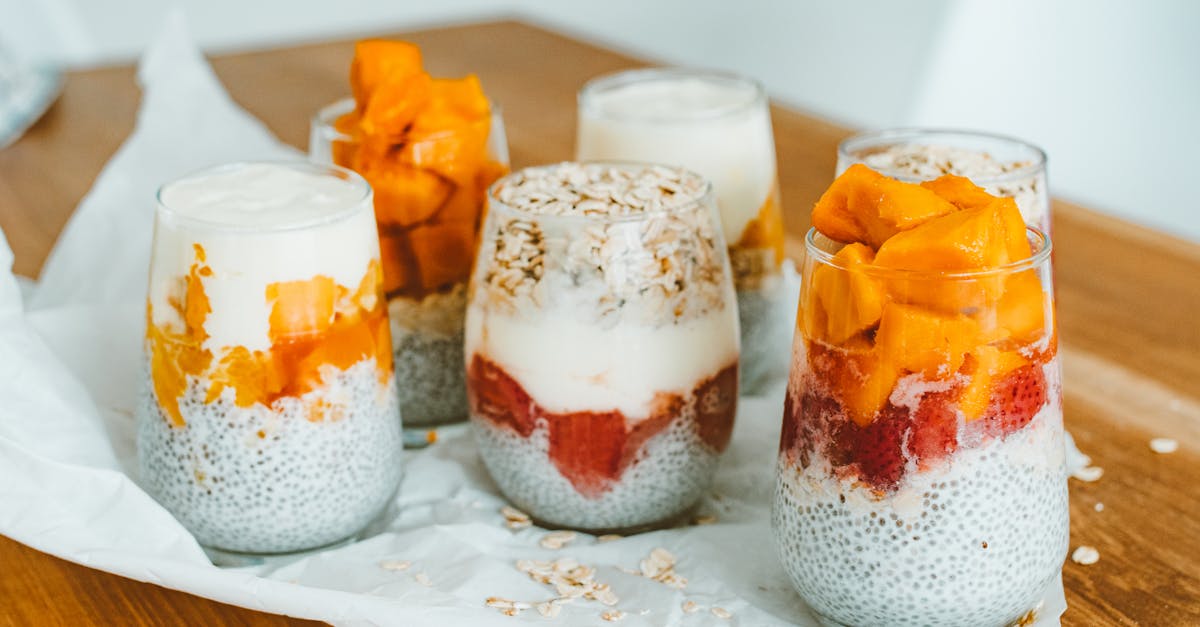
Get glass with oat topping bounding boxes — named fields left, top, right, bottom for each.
left=137, top=162, right=403, bottom=559
left=838, top=129, right=1050, bottom=232
left=576, top=68, right=786, bottom=394
left=465, top=162, right=740, bottom=532
left=310, top=40, right=509, bottom=436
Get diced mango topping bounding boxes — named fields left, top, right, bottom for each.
left=146, top=246, right=392, bottom=427
left=335, top=40, right=508, bottom=300
left=803, top=164, right=1054, bottom=425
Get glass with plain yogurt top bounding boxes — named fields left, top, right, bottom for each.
left=137, top=162, right=403, bottom=558
left=466, top=162, right=740, bottom=532
left=577, top=69, right=786, bottom=393
left=773, top=165, right=1068, bottom=625
left=838, top=128, right=1050, bottom=231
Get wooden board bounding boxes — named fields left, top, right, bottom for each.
left=0, top=19, right=1196, bottom=626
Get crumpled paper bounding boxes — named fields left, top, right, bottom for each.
left=0, top=13, right=1068, bottom=626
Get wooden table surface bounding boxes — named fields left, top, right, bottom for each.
left=1, top=19, right=1197, bottom=627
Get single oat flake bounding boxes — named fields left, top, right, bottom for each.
left=540, top=530, right=578, bottom=550
left=378, top=559, right=411, bottom=571
left=1149, top=438, right=1179, bottom=454
left=1071, top=546, right=1100, bottom=565
left=601, top=609, right=626, bottom=622
left=711, top=606, right=733, bottom=619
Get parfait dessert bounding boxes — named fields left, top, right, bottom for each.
left=137, top=162, right=403, bottom=556
left=773, top=165, right=1068, bottom=625
left=838, top=129, right=1050, bottom=231
left=311, top=40, right=509, bottom=430
left=577, top=69, right=786, bottom=393
left=466, top=162, right=740, bottom=531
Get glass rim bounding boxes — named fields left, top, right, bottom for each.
left=486, top=160, right=716, bottom=224
left=578, top=67, right=767, bottom=124
left=312, top=96, right=501, bottom=144
left=804, top=225, right=1053, bottom=280
left=838, top=128, right=1047, bottom=185
left=155, top=160, right=372, bottom=234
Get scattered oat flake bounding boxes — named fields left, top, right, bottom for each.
left=711, top=606, right=732, bottom=619
left=379, top=559, right=411, bottom=571
left=414, top=572, right=433, bottom=586
left=540, top=530, right=578, bottom=550
left=502, top=505, right=532, bottom=529
left=693, top=514, right=717, bottom=525
left=1150, top=438, right=1179, bottom=454
left=1094, top=502, right=1105, bottom=512
left=682, top=600, right=700, bottom=614
left=1071, top=546, right=1100, bottom=565
left=601, top=609, right=626, bottom=622
left=536, top=601, right=562, bottom=618
left=1071, top=466, right=1103, bottom=482
left=1015, top=601, right=1043, bottom=626
left=597, top=534, right=622, bottom=543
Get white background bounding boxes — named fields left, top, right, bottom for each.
left=3, top=0, right=1198, bottom=240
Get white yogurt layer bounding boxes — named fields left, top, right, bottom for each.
left=149, top=162, right=378, bottom=353
left=577, top=76, right=778, bottom=243
left=465, top=301, right=739, bottom=420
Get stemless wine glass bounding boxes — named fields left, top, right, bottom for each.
left=465, top=162, right=740, bottom=532
left=772, top=226, right=1068, bottom=625
left=311, top=97, right=509, bottom=436
left=577, top=68, right=786, bottom=394
left=837, top=129, right=1050, bottom=231
left=137, top=161, right=403, bottom=560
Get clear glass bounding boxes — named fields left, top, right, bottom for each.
left=465, top=162, right=740, bottom=532
left=310, top=97, right=510, bottom=434
left=137, top=161, right=403, bottom=557
left=772, top=227, right=1068, bottom=625
left=838, top=129, right=1051, bottom=232
left=576, top=68, right=786, bottom=394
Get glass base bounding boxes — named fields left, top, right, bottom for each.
left=202, top=533, right=361, bottom=567
left=528, top=502, right=699, bottom=537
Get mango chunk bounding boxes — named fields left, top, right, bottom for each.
left=920, top=174, right=995, bottom=210
left=809, top=243, right=885, bottom=344
left=837, top=346, right=901, bottom=427
left=812, top=164, right=958, bottom=248
left=361, top=71, right=432, bottom=137
left=986, top=270, right=1049, bottom=345
left=407, top=221, right=477, bottom=293
left=363, top=164, right=453, bottom=227
left=875, top=302, right=980, bottom=380
left=349, top=40, right=423, bottom=106
left=958, top=345, right=1029, bottom=421
left=266, top=276, right=337, bottom=341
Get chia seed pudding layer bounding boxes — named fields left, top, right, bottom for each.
left=388, top=284, right=469, bottom=427
left=137, top=358, right=403, bottom=554
left=772, top=388, right=1068, bottom=627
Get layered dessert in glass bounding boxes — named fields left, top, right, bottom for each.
left=577, top=69, right=786, bottom=393
left=773, top=165, right=1068, bottom=625
left=466, top=162, right=740, bottom=531
left=838, top=129, right=1050, bottom=231
left=137, top=162, right=403, bottom=556
left=311, top=40, right=509, bottom=432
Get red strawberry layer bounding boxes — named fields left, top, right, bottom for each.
left=467, top=355, right=738, bottom=498
left=782, top=344, right=1054, bottom=492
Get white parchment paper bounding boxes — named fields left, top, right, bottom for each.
left=0, top=13, right=1068, bottom=626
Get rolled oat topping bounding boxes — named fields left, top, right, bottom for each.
left=480, top=163, right=728, bottom=323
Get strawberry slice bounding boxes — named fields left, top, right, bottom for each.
left=905, top=390, right=960, bottom=466
left=830, top=406, right=906, bottom=491
left=548, top=411, right=626, bottom=498
left=466, top=355, right=536, bottom=437
left=979, top=364, right=1047, bottom=437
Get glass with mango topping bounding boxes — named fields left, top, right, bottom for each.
left=311, top=40, right=509, bottom=434
left=772, top=165, right=1068, bottom=625
left=137, top=162, right=403, bottom=558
